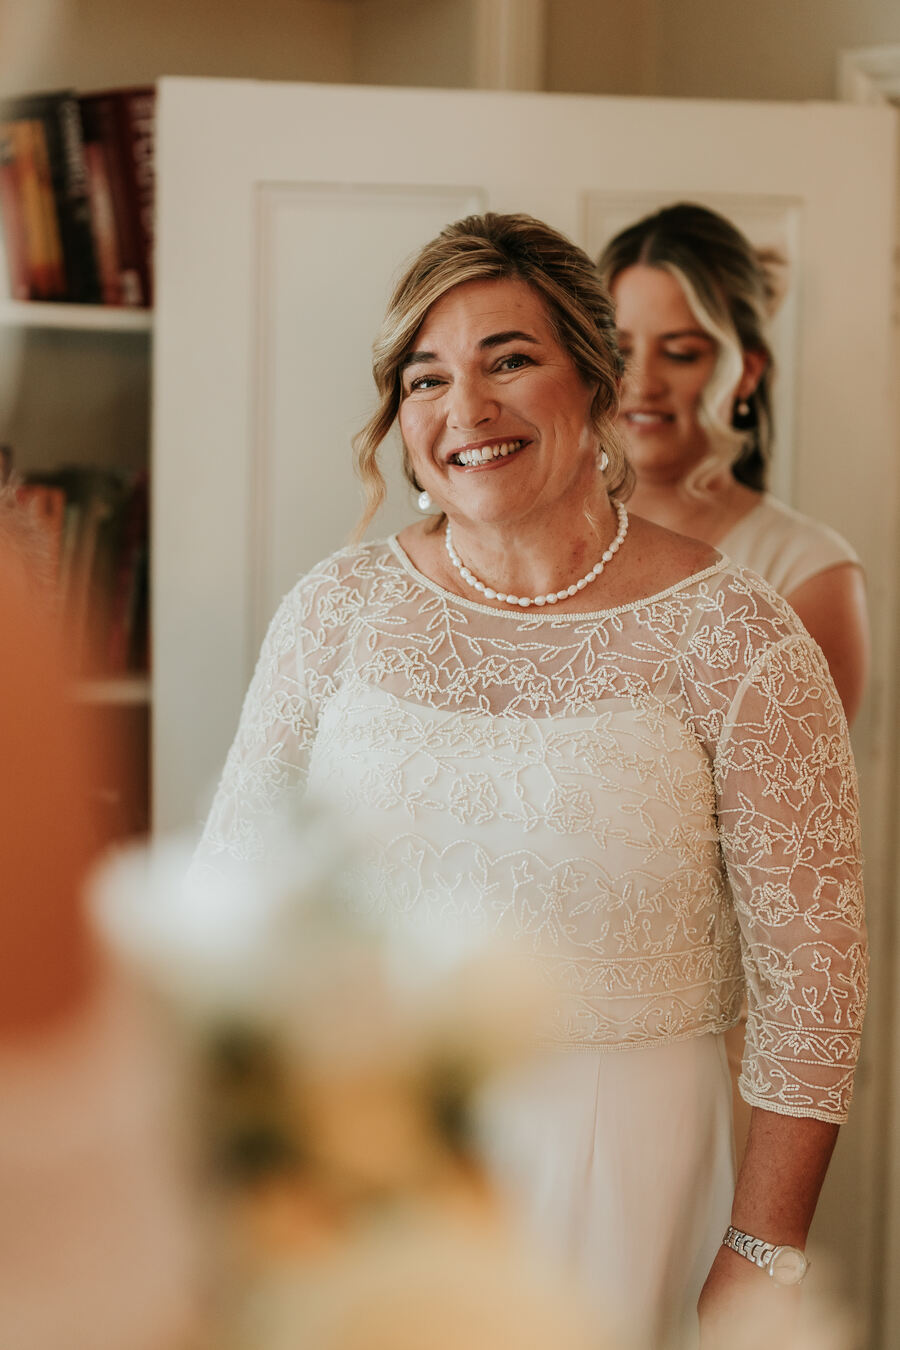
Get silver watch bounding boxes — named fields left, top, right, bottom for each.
left=722, top=1225, right=809, bottom=1287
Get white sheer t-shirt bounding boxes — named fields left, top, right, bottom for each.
left=198, top=538, right=867, bottom=1125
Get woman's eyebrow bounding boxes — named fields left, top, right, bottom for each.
left=479, top=329, right=540, bottom=349
left=401, top=329, right=541, bottom=370
left=401, top=350, right=436, bottom=369
left=616, top=327, right=712, bottom=342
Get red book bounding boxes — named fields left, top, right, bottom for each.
left=118, top=87, right=155, bottom=306
left=78, top=87, right=155, bottom=308
left=79, top=91, right=144, bottom=306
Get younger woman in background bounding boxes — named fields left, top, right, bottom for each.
left=599, top=202, right=868, bottom=725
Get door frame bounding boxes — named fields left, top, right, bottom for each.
left=840, top=43, right=900, bottom=1350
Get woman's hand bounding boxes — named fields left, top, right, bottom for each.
left=698, top=1243, right=799, bottom=1348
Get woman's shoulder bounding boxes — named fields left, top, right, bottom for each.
left=278, top=537, right=400, bottom=610
left=607, top=514, right=719, bottom=609
left=718, top=494, right=860, bottom=596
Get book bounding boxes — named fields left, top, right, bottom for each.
left=117, top=87, right=155, bottom=307
left=106, top=470, right=148, bottom=672
left=15, top=482, right=66, bottom=580
left=78, top=87, right=155, bottom=308
left=0, top=92, right=101, bottom=303
left=23, top=465, right=127, bottom=670
left=82, top=135, right=122, bottom=306
left=79, top=92, right=142, bottom=306
left=0, top=128, right=29, bottom=299
left=2, top=116, right=66, bottom=299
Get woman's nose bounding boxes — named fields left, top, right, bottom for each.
left=447, top=373, right=498, bottom=429
left=625, top=350, right=666, bottom=400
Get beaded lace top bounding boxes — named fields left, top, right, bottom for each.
left=198, top=538, right=867, bottom=1124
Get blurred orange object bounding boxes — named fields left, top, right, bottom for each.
left=0, top=544, right=99, bottom=1035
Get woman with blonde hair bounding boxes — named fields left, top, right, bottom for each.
left=598, top=202, right=868, bottom=723
left=199, top=212, right=866, bottom=1349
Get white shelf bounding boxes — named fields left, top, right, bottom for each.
left=0, top=300, right=153, bottom=333
left=74, top=675, right=151, bottom=706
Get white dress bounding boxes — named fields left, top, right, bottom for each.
left=717, top=493, right=860, bottom=596
left=198, top=538, right=866, bottom=1350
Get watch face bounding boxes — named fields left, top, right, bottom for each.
left=769, top=1246, right=808, bottom=1286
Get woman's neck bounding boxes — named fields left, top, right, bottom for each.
left=628, top=473, right=761, bottom=546
left=445, top=495, right=620, bottom=602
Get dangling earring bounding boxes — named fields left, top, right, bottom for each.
left=417, top=489, right=432, bottom=512
left=736, top=400, right=751, bottom=418
left=598, top=449, right=609, bottom=473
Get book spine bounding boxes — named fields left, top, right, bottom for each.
left=116, top=88, right=155, bottom=307
left=0, top=126, right=30, bottom=299
left=107, top=471, right=148, bottom=673
left=15, top=483, right=66, bottom=581
left=52, top=93, right=102, bottom=303
left=78, top=93, right=144, bottom=307
left=82, top=140, right=122, bottom=305
left=7, top=118, right=66, bottom=299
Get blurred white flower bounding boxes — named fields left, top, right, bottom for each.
left=235, top=1211, right=604, bottom=1350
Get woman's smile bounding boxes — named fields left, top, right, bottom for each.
left=449, top=436, right=530, bottom=468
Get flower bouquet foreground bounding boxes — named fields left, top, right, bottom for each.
left=91, top=807, right=603, bottom=1350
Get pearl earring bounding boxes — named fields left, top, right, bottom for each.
left=598, top=450, right=609, bottom=473
left=736, top=400, right=751, bottom=417
left=417, top=490, right=432, bottom=512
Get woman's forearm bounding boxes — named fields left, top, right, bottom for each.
left=697, top=1107, right=840, bottom=1343
left=731, top=1107, right=839, bottom=1244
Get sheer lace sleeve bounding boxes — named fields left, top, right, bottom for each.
left=715, top=632, right=867, bottom=1123
left=195, top=591, right=315, bottom=868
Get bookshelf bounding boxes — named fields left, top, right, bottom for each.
left=0, top=301, right=153, bottom=333
left=0, top=292, right=152, bottom=838
left=75, top=674, right=151, bottom=706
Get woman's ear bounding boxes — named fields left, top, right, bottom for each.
left=738, top=348, right=768, bottom=399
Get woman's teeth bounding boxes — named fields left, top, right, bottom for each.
left=626, top=412, right=671, bottom=424
left=453, top=439, right=525, bottom=466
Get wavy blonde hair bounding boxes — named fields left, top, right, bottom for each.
left=353, top=212, right=633, bottom=538
left=598, top=202, right=780, bottom=495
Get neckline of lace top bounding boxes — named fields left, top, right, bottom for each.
left=387, top=534, right=729, bottom=622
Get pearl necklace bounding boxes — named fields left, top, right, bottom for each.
left=444, top=500, right=629, bottom=608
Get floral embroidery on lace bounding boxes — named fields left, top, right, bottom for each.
left=198, top=538, right=867, bottom=1124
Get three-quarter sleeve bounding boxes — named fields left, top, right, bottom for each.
left=195, top=591, right=317, bottom=869
left=714, top=632, right=867, bottom=1123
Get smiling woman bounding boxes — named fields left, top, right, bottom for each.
left=599, top=202, right=869, bottom=725
left=195, top=212, right=868, bottom=1350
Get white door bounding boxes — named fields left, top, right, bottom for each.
left=152, top=78, right=897, bottom=1341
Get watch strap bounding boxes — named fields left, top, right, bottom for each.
left=722, top=1224, right=778, bottom=1270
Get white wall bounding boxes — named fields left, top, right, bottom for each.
left=6, top=0, right=900, bottom=105
left=348, top=0, right=900, bottom=101
left=652, top=0, right=900, bottom=101
left=544, top=0, right=657, bottom=96
left=0, top=0, right=355, bottom=94
left=352, top=0, right=475, bottom=88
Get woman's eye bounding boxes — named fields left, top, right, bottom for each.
left=406, top=374, right=443, bottom=393
left=494, top=353, right=534, bottom=374
left=664, top=348, right=705, bottom=364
